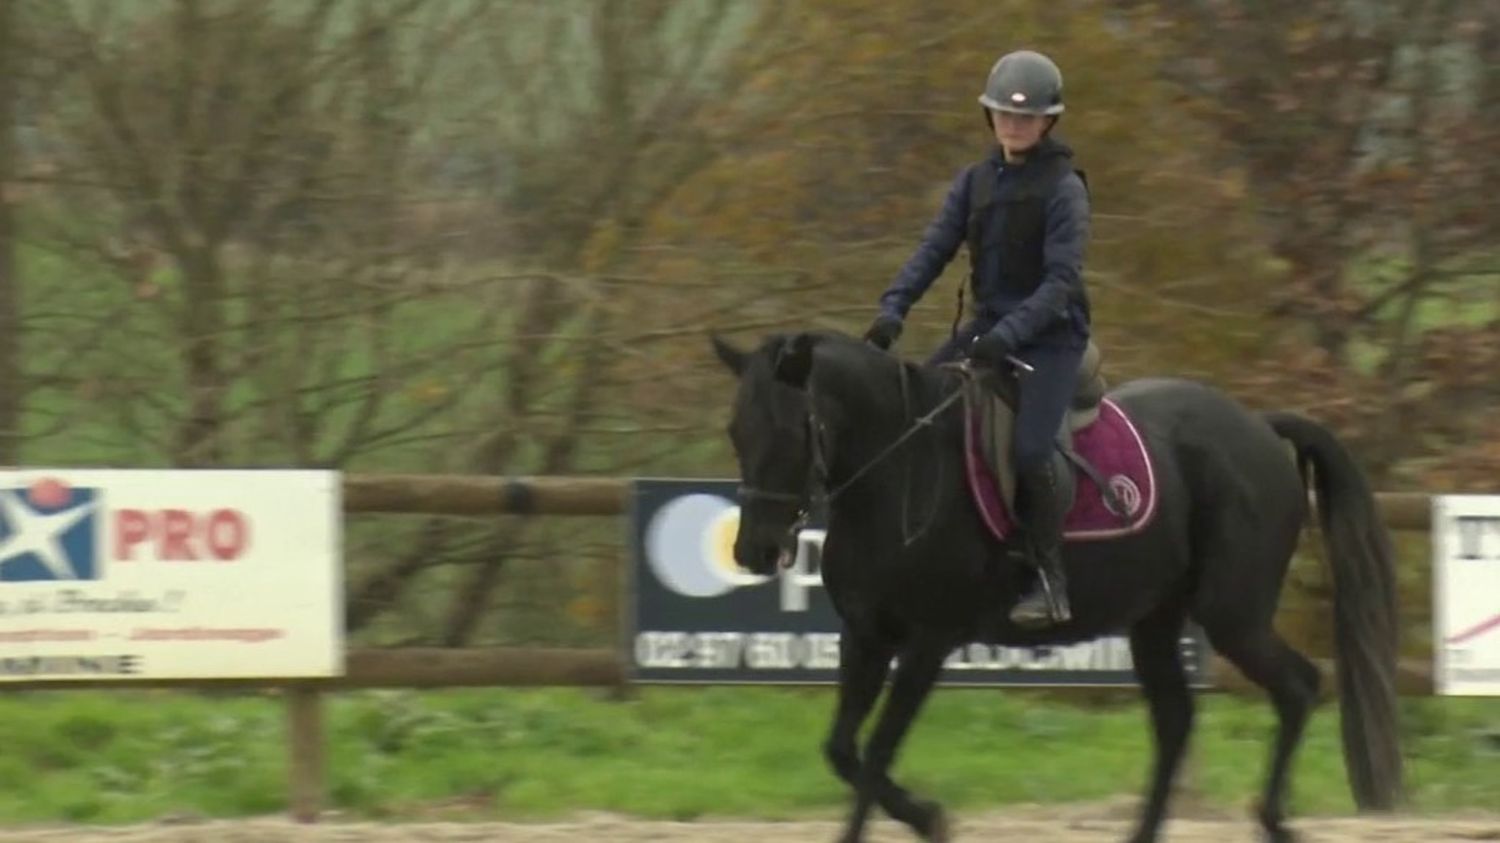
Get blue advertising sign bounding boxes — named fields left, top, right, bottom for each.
left=629, top=478, right=1209, bottom=687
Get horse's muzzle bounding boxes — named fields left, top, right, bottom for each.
left=736, top=518, right=804, bottom=576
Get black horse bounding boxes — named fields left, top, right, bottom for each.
left=710, top=330, right=1401, bottom=843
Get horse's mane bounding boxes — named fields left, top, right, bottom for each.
left=803, top=331, right=960, bottom=400
left=737, top=329, right=961, bottom=429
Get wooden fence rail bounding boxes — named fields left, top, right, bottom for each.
left=13, top=475, right=1448, bottom=822
left=343, top=474, right=1435, bottom=530
left=343, top=474, right=630, bottom=516
left=9, top=648, right=626, bottom=693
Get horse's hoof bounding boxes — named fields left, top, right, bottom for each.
left=1262, top=827, right=1300, bottom=843
left=917, top=804, right=950, bottom=843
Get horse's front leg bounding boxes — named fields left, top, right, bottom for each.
left=838, top=639, right=950, bottom=843
left=824, top=628, right=893, bottom=786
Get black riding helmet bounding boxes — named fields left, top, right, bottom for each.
left=979, top=50, right=1065, bottom=127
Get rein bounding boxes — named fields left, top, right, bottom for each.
left=737, top=360, right=967, bottom=546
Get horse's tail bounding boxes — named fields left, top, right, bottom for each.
left=1264, top=411, right=1403, bottom=810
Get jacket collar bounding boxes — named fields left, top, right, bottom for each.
left=986, top=135, right=1073, bottom=168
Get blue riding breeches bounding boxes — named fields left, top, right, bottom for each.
left=928, top=319, right=1084, bottom=472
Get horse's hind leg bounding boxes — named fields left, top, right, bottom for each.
left=1124, top=602, right=1194, bottom=843
left=838, top=640, right=949, bottom=843
left=1205, top=625, right=1321, bottom=843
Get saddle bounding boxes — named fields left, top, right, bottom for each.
left=946, top=341, right=1159, bottom=543
left=949, top=341, right=1109, bottom=516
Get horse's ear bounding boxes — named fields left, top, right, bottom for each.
left=709, top=333, right=748, bottom=376
left=773, top=333, right=819, bottom=389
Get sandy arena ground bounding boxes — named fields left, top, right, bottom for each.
left=0, top=803, right=1495, bottom=843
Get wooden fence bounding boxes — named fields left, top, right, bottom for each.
left=339, top=474, right=1435, bottom=530
left=7, top=475, right=1443, bottom=822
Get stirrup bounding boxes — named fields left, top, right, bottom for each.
left=1036, top=569, right=1072, bottom=624
left=1009, top=569, right=1071, bottom=628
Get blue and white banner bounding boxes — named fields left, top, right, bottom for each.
left=0, top=469, right=342, bottom=681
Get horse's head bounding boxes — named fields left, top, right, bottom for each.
left=710, top=331, right=824, bottom=576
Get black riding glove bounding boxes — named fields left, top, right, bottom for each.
left=863, top=316, right=903, bottom=351
left=969, top=330, right=1017, bottom=368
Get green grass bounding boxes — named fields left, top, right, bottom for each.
left=0, top=688, right=1493, bottom=824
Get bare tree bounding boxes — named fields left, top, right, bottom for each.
left=21, top=0, right=506, bottom=469
left=1129, top=0, right=1498, bottom=474
left=348, top=0, right=804, bottom=643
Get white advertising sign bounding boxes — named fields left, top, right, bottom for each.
left=1433, top=495, right=1500, bottom=696
left=0, top=469, right=342, bottom=681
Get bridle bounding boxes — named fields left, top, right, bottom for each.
left=736, top=363, right=967, bottom=547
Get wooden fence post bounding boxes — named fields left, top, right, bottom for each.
left=611, top=547, right=638, bottom=701
left=286, top=686, right=326, bottom=823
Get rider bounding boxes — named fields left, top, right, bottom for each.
left=862, top=50, right=1091, bottom=629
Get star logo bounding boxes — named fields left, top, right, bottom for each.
left=0, top=479, right=100, bottom=581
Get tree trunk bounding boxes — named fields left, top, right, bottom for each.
left=176, top=244, right=227, bottom=466
left=0, top=0, right=19, bottom=464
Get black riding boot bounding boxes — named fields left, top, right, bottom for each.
left=1008, top=458, right=1072, bottom=629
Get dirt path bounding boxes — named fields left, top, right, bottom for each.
left=1, top=804, right=1496, bottom=843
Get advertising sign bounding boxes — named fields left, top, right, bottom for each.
left=630, top=478, right=1207, bottom=687
left=0, top=469, right=342, bottom=681
left=1433, top=495, right=1500, bottom=696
